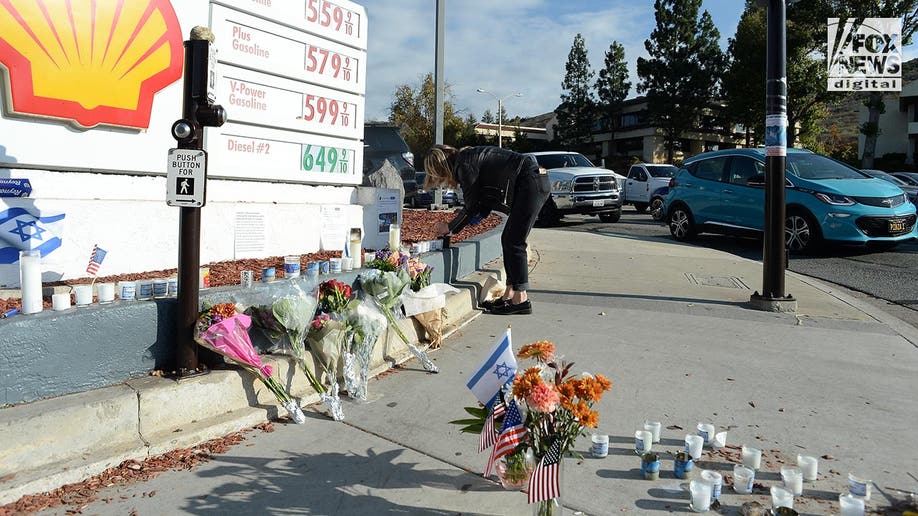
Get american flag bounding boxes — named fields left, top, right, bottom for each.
left=485, top=399, right=527, bottom=476
left=85, top=245, right=107, bottom=276
left=479, top=401, right=506, bottom=452
left=528, top=439, right=563, bottom=504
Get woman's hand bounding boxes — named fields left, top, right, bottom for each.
left=434, top=221, right=450, bottom=237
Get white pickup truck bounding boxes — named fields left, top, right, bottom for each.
left=526, top=151, right=623, bottom=226
left=622, top=163, right=679, bottom=217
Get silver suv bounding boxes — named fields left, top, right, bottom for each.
left=526, top=151, right=622, bottom=225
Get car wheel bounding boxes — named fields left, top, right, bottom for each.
left=599, top=210, right=621, bottom=223
left=537, top=198, right=561, bottom=227
left=649, top=197, right=665, bottom=221
left=785, top=208, right=821, bottom=253
left=668, top=204, right=696, bottom=241
left=633, top=202, right=648, bottom=213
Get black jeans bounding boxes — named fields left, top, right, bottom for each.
left=502, top=167, right=550, bottom=291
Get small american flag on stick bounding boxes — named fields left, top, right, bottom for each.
left=527, top=439, right=563, bottom=504
left=85, top=245, right=107, bottom=276
left=479, top=401, right=506, bottom=452
left=485, top=399, right=527, bottom=476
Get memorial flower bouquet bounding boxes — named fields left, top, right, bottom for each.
left=402, top=257, right=452, bottom=350
left=365, top=247, right=410, bottom=272
left=342, top=297, right=386, bottom=400
left=306, top=279, right=360, bottom=416
left=361, top=267, right=438, bottom=373
left=193, top=302, right=305, bottom=424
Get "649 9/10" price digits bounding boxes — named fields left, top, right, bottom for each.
left=302, top=144, right=350, bottom=174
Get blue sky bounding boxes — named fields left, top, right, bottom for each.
left=358, top=0, right=746, bottom=122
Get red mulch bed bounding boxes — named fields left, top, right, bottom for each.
left=0, top=210, right=501, bottom=313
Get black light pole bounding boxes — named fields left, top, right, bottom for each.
left=171, top=27, right=226, bottom=376
left=752, top=0, right=796, bottom=310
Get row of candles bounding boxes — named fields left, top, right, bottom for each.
left=611, top=420, right=870, bottom=515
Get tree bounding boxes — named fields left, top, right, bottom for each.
left=594, top=41, right=630, bottom=148
left=554, top=33, right=596, bottom=149
left=387, top=73, right=468, bottom=158
left=826, top=1, right=918, bottom=167
left=637, top=0, right=725, bottom=162
left=722, top=2, right=766, bottom=147
left=481, top=109, right=495, bottom=124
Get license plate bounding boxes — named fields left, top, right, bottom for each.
left=592, top=200, right=605, bottom=207
left=889, top=220, right=906, bottom=232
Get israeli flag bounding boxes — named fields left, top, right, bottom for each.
left=0, top=207, right=66, bottom=264
left=466, top=328, right=517, bottom=409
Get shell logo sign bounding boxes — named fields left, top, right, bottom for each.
left=0, top=0, right=184, bottom=129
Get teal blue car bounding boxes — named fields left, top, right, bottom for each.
left=663, top=148, right=918, bottom=252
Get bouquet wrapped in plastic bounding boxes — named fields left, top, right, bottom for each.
left=361, top=267, right=438, bottom=373
left=194, top=302, right=305, bottom=424
left=402, top=257, right=458, bottom=350
left=343, top=291, right=386, bottom=400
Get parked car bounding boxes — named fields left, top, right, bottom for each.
left=891, top=171, right=918, bottom=186
left=525, top=151, right=622, bottom=225
left=860, top=169, right=918, bottom=205
left=363, top=123, right=417, bottom=205
left=623, top=163, right=679, bottom=213
left=663, top=148, right=918, bottom=252
left=411, top=172, right=460, bottom=208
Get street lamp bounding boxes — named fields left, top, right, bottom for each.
left=476, top=88, right=523, bottom=148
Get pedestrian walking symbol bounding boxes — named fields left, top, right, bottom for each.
left=178, top=178, right=194, bottom=195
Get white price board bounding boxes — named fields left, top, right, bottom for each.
left=211, top=4, right=366, bottom=95
left=212, top=0, right=368, bottom=50
left=208, top=122, right=362, bottom=185
left=218, top=66, right=363, bottom=139
left=167, top=149, right=207, bottom=207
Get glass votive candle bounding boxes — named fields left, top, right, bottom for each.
left=319, top=261, right=330, bottom=274
left=341, top=257, right=354, bottom=271
left=797, top=455, right=818, bottom=481
left=97, top=282, right=115, bottom=304
left=685, top=434, right=704, bottom=460
left=839, top=493, right=866, bottom=516
left=689, top=479, right=712, bottom=512
left=590, top=434, right=609, bottom=458
left=742, top=445, right=762, bottom=470
left=284, top=255, right=301, bottom=278
left=781, top=466, right=804, bottom=496
left=847, top=472, right=871, bottom=501
left=152, top=279, right=168, bottom=298
left=700, top=470, right=722, bottom=501
left=305, top=262, right=319, bottom=278
left=73, top=284, right=93, bottom=306
left=770, top=486, right=794, bottom=509
left=733, top=465, right=755, bottom=494
left=136, top=279, right=154, bottom=300
left=364, top=252, right=375, bottom=267
left=262, top=267, right=276, bottom=283
left=51, top=292, right=71, bottom=311
left=118, top=281, right=136, bottom=301
left=168, top=277, right=178, bottom=297
left=635, top=430, right=653, bottom=454
left=329, top=257, right=342, bottom=273
left=712, top=431, right=727, bottom=449
left=199, top=267, right=211, bottom=289
left=697, top=423, right=715, bottom=445
left=643, top=420, right=662, bottom=443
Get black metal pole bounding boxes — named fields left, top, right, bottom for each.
left=175, top=40, right=205, bottom=376
left=761, top=0, right=788, bottom=300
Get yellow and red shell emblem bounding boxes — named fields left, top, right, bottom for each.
left=0, top=0, right=183, bottom=129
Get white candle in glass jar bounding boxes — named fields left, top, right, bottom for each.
left=51, top=292, right=71, bottom=311
left=74, top=285, right=93, bottom=306
left=19, top=250, right=43, bottom=314
left=797, top=455, right=818, bottom=481
left=97, top=282, right=115, bottom=304
left=388, top=223, right=401, bottom=250
left=742, top=445, right=762, bottom=470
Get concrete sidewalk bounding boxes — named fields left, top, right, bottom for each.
left=11, top=227, right=918, bottom=515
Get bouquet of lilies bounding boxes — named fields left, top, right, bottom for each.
left=194, top=302, right=305, bottom=424
left=361, top=265, right=438, bottom=373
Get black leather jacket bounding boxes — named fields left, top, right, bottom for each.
left=447, top=147, right=539, bottom=233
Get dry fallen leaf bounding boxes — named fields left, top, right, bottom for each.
left=748, top=401, right=756, bottom=408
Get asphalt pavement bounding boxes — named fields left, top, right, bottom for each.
left=30, top=226, right=918, bottom=516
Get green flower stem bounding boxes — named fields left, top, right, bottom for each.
left=289, top=334, right=326, bottom=395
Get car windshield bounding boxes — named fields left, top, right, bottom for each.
left=646, top=165, right=678, bottom=178
left=533, top=153, right=594, bottom=169
left=786, top=154, right=865, bottom=180
left=861, top=169, right=907, bottom=186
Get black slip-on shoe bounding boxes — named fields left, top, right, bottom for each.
left=480, top=298, right=508, bottom=311
left=490, top=300, right=532, bottom=315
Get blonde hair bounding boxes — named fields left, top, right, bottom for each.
left=423, top=144, right=459, bottom=189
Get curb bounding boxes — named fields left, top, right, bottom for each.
left=0, top=231, right=506, bottom=506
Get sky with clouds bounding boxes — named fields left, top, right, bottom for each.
left=357, top=0, right=747, bottom=122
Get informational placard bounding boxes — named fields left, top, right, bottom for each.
left=234, top=210, right=266, bottom=258
left=319, top=205, right=347, bottom=250
left=376, top=191, right=400, bottom=234
left=213, top=0, right=368, bottom=50
left=208, top=122, right=362, bottom=184
left=166, top=149, right=207, bottom=207
left=211, top=5, right=366, bottom=94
